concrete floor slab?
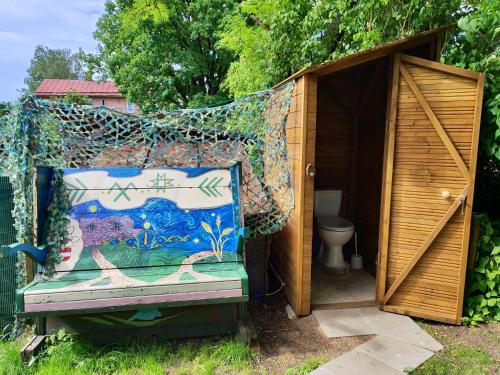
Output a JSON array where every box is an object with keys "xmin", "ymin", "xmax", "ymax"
[
  {"xmin": 311, "ymin": 350, "xmax": 403, "ymax": 375},
  {"xmin": 354, "ymin": 335, "xmax": 435, "ymax": 372},
  {"xmin": 358, "ymin": 307, "xmax": 421, "ymax": 333},
  {"xmin": 311, "ymin": 264, "xmax": 376, "ymax": 305},
  {"xmin": 312, "ymin": 309, "xmax": 376, "ymax": 338}
]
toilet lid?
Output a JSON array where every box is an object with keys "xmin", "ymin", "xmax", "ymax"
[{"xmin": 317, "ymin": 216, "xmax": 354, "ymax": 232}]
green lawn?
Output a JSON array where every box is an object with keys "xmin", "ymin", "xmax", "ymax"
[
  {"xmin": 1, "ymin": 323, "xmax": 498, "ymax": 374},
  {"xmin": 411, "ymin": 344, "xmax": 495, "ymax": 375},
  {"xmin": 411, "ymin": 322, "xmax": 499, "ymax": 375},
  {"xmin": 0, "ymin": 330, "xmax": 326, "ymax": 375}
]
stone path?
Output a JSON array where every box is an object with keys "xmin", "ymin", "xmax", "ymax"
[{"xmin": 312, "ymin": 307, "xmax": 442, "ymax": 374}]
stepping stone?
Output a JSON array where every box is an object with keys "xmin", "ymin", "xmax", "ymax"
[
  {"xmin": 381, "ymin": 328, "xmax": 443, "ymax": 352},
  {"xmin": 354, "ymin": 335, "xmax": 435, "ymax": 372},
  {"xmin": 312, "ymin": 309, "xmax": 376, "ymax": 338},
  {"xmin": 357, "ymin": 307, "xmax": 421, "ymax": 334},
  {"xmin": 311, "ymin": 350, "xmax": 403, "ymax": 375}
]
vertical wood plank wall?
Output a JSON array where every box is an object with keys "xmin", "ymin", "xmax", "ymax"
[
  {"xmin": 314, "ymin": 61, "xmax": 388, "ymax": 276},
  {"xmin": 315, "ymin": 74, "xmax": 353, "ymax": 207},
  {"xmin": 272, "ymin": 75, "xmax": 316, "ymax": 315},
  {"xmin": 354, "ymin": 62, "xmax": 389, "ymax": 274}
]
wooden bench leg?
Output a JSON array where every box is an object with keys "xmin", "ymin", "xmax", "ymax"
[
  {"xmin": 20, "ymin": 335, "xmax": 46, "ymax": 363},
  {"xmin": 238, "ymin": 319, "xmax": 257, "ymax": 345}
]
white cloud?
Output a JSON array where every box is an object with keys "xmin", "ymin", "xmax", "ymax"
[{"xmin": 0, "ymin": 0, "xmax": 106, "ymax": 101}]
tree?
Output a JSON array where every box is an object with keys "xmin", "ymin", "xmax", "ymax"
[
  {"xmin": 94, "ymin": 0, "xmax": 238, "ymax": 112},
  {"xmin": 24, "ymin": 46, "xmax": 85, "ymax": 92},
  {"xmin": 441, "ymin": 0, "xmax": 500, "ymax": 213},
  {"xmin": 0, "ymin": 102, "xmax": 11, "ymax": 117},
  {"xmin": 218, "ymin": 0, "xmax": 464, "ymax": 97},
  {"xmin": 53, "ymin": 91, "xmax": 93, "ymax": 105},
  {"xmin": 75, "ymin": 47, "xmax": 111, "ymax": 81}
]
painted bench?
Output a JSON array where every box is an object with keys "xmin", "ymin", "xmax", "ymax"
[{"xmin": 6, "ymin": 165, "xmax": 249, "ymax": 340}]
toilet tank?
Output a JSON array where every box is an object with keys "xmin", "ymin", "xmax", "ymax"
[{"xmin": 314, "ymin": 190, "xmax": 342, "ymax": 217}]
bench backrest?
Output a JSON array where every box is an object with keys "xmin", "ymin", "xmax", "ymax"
[{"xmin": 38, "ymin": 166, "xmax": 243, "ymax": 273}]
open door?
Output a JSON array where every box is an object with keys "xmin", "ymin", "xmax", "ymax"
[{"xmin": 377, "ymin": 54, "xmax": 484, "ymax": 324}]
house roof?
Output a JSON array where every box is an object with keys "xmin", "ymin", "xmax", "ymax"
[
  {"xmin": 276, "ymin": 25, "xmax": 453, "ymax": 86},
  {"xmin": 35, "ymin": 79, "xmax": 123, "ymax": 98}
]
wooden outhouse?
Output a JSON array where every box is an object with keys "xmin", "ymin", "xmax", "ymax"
[{"xmin": 272, "ymin": 26, "xmax": 485, "ymax": 324}]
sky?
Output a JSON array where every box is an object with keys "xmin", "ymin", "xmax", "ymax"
[{"xmin": 0, "ymin": 0, "xmax": 106, "ymax": 102}]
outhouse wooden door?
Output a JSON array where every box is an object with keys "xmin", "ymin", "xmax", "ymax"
[{"xmin": 377, "ymin": 54, "xmax": 485, "ymax": 324}]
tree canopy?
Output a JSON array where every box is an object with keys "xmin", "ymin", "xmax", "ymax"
[
  {"xmin": 94, "ymin": 0, "xmax": 238, "ymax": 112},
  {"xmin": 24, "ymin": 46, "xmax": 85, "ymax": 92},
  {"xmin": 218, "ymin": 0, "xmax": 464, "ymax": 97}
]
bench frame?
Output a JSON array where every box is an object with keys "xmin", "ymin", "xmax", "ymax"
[{"xmin": 9, "ymin": 164, "xmax": 250, "ymax": 341}]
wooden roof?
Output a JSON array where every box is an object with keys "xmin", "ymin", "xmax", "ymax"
[{"xmin": 277, "ymin": 25, "xmax": 453, "ymax": 85}]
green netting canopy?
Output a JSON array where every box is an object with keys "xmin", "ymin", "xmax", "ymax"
[{"xmin": 1, "ymin": 82, "xmax": 295, "ymax": 253}]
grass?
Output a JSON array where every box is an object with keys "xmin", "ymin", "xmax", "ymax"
[
  {"xmin": 0, "ymin": 331, "xmax": 256, "ymax": 375},
  {"xmin": 2, "ymin": 324, "xmax": 498, "ymax": 374},
  {"xmin": 284, "ymin": 357, "xmax": 327, "ymax": 375},
  {"xmin": 411, "ymin": 343, "xmax": 495, "ymax": 375}
]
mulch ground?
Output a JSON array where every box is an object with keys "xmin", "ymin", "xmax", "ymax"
[{"xmin": 249, "ymin": 295, "xmax": 372, "ymax": 373}]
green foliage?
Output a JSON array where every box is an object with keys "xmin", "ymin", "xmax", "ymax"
[
  {"xmin": 442, "ymin": 0, "xmax": 500, "ymax": 214},
  {"xmin": 0, "ymin": 338, "xmax": 25, "ymax": 375},
  {"xmin": 0, "ymin": 330, "xmax": 255, "ymax": 375},
  {"xmin": 462, "ymin": 215, "xmax": 500, "ymax": 326},
  {"xmin": 43, "ymin": 172, "xmax": 70, "ymax": 276},
  {"xmin": 285, "ymin": 356, "xmax": 327, "ymax": 375},
  {"xmin": 24, "ymin": 46, "xmax": 85, "ymax": 93},
  {"xmin": 57, "ymin": 91, "xmax": 93, "ymax": 106},
  {"xmin": 94, "ymin": 0, "xmax": 239, "ymax": 112},
  {"xmin": 75, "ymin": 48, "xmax": 110, "ymax": 81},
  {"xmin": 0, "ymin": 103, "xmax": 12, "ymax": 118},
  {"xmin": 411, "ymin": 343, "xmax": 495, "ymax": 375},
  {"xmin": 219, "ymin": 0, "xmax": 463, "ymax": 97}
]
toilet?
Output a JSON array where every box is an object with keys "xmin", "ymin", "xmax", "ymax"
[{"xmin": 314, "ymin": 190, "xmax": 355, "ymax": 273}]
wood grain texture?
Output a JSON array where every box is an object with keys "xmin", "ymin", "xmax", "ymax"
[
  {"xmin": 379, "ymin": 54, "xmax": 483, "ymax": 324},
  {"xmin": 25, "ymin": 279, "xmax": 242, "ymax": 304},
  {"xmin": 271, "ymin": 77, "xmax": 306, "ymax": 313},
  {"xmin": 377, "ymin": 54, "xmax": 401, "ymax": 304},
  {"xmin": 25, "ymin": 289, "xmax": 245, "ymax": 313}
]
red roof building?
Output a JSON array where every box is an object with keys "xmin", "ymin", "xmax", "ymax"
[{"xmin": 35, "ymin": 79, "xmax": 136, "ymax": 114}]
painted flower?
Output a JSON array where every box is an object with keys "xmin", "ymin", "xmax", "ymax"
[{"xmin": 201, "ymin": 222, "xmax": 213, "ymax": 234}]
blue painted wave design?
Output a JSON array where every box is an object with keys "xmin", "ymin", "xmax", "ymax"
[
  {"xmin": 63, "ymin": 167, "xmax": 224, "ymax": 178},
  {"xmin": 69, "ymin": 198, "xmax": 236, "ymax": 254}
]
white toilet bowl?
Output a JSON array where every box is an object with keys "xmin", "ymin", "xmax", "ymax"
[
  {"xmin": 314, "ymin": 190, "xmax": 355, "ymax": 273},
  {"xmin": 317, "ymin": 216, "xmax": 354, "ymax": 272}
]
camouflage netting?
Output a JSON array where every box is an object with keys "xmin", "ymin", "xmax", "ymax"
[{"xmin": 0, "ymin": 82, "xmax": 295, "ymax": 249}]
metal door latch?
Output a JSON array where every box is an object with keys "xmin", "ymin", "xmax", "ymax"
[
  {"xmin": 306, "ymin": 164, "xmax": 316, "ymax": 178},
  {"xmin": 459, "ymin": 195, "xmax": 466, "ymax": 215}
]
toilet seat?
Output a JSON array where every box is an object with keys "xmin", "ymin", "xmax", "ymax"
[{"xmin": 317, "ymin": 215, "xmax": 354, "ymax": 232}]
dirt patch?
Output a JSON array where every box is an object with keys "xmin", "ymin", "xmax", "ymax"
[
  {"xmin": 419, "ymin": 321, "xmax": 500, "ymax": 360},
  {"xmin": 250, "ymin": 295, "xmax": 372, "ymax": 374}
]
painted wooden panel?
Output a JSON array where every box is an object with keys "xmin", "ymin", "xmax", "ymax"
[
  {"xmin": 378, "ymin": 54, "xmax": 484, "ymax": 324},
  {"xmin": 22, "ymin": 166, "xmax": 248, "ymax": 318},
  {"xmin": 54, "ymin": 167, "xmax": 241, "ymax": 275}
]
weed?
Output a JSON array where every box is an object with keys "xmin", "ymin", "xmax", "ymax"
[
  {"xmin": 285, "ymin": 356, "xmax": 327, "ymax": 375},
  {"xmin": 411, "ymin": 344, "xmax": 495, "ymax": 375}
]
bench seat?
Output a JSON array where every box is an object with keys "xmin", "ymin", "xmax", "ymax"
[
  {"xmin": 19, "ymin": 260, "xmax": 248, "ymax": 316},
  {"xmin": 8, "ymin": 166, "xmax": 250, "ymax": 338}
]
